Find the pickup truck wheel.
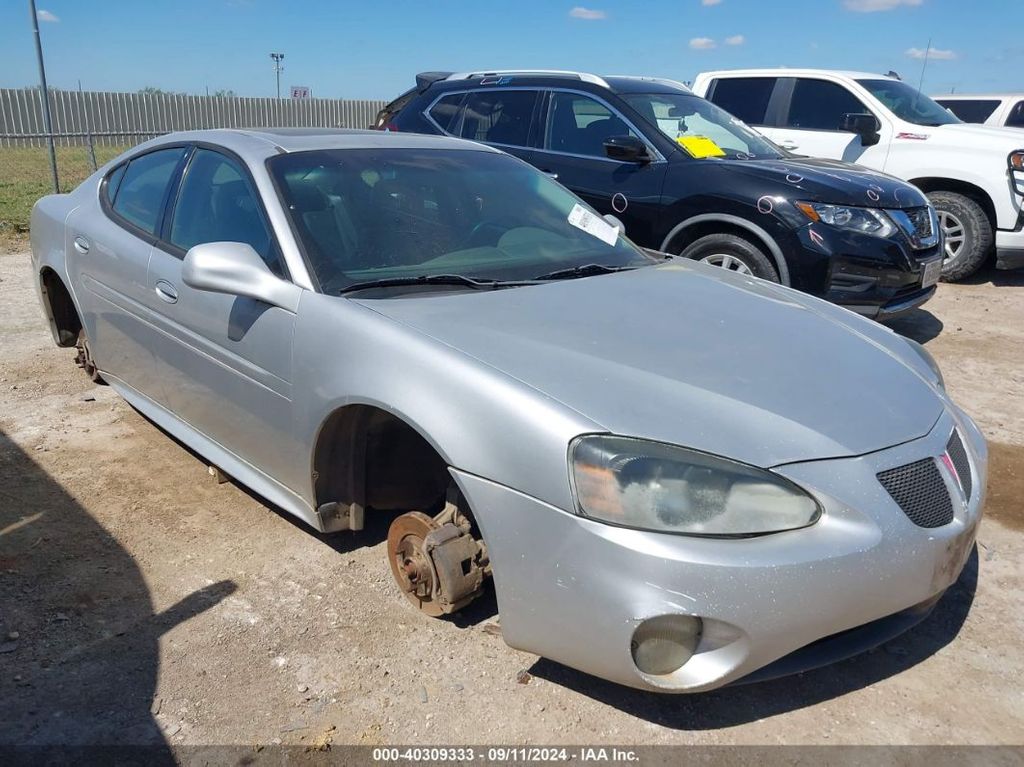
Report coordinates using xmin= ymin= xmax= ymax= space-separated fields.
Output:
xmin=679 ymin=233 xmax=780 ymax=282
xmin=927 ymin=191 xmax=993 ymax=282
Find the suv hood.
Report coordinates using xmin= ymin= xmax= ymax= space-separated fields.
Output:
xmin=713 ymin=156 xmax=928 ymax=209
xmin=362 ymin=262 xmax=943 ymax=468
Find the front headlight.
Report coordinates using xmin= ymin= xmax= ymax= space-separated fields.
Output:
xmin=796 ymin=201 xmax=897 ymax=238
xmin=570 ymin=436 xmax=821 ymax=536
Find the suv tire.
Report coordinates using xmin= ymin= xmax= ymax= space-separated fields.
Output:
xmin=927 ymin=191 xmax=993 ymax=282
xmin=679 ymin=233 xmax=780 ymax=282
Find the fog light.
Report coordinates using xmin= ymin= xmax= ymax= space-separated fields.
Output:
xmin=630 ymin=615 xmax=702 ymax=676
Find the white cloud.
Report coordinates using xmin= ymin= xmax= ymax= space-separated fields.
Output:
xmin=843 ymin=0 xmax=922 ymax=11
xmin=569 ymin=6 xmax=607 ymax=19
xmin=36 ymin=9 xmax=59 ymax=22
xmin=725 ymin=34 xmax=745 ymax=46
xmin=906 ymin=46 xmax=957 ymax=60
xmin=689 ymin=37 xmax=717 ymax=50
xmin=701 ymin=0 xmax=723 ymax=5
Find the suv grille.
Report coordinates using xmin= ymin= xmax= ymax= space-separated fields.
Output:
xmin=891 ymin=206 xmax=940 ymax=250
xmin=877 ymin=458 xmax=954 ymax=528
xmin=946 ymin=429 xmax=973 ymax=500
xmin=906 ymin=207 xmax=934 ymax=241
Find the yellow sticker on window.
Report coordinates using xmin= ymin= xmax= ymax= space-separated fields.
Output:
xmin=677 ymin=135 xmax=726 ymax=158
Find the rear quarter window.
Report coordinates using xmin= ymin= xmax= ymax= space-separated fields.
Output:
xmin=427 ymin=93 xmax=467 ymax=133
xmin=707 ymin=77 xmax=776 ymax=126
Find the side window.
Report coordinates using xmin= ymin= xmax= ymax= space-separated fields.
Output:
xmin=104 ymin=163 xmax=127 ymax=205
xmin=427 ymin=93 xmax=465 ymax=133
xmin=707 ymin=78 xmax=776 ymax=126
xmin=457 ymin=90 xmax=538 ymax=147
xmin=544 ymin=91 xmax=637 ymax=158
xmin=169 ymin=148 xmax=282 ymax=276
xmin=111 ymin=147 xmax=187 ymax=234
xmin=934 ymin=99 xmax=1000 ymax=124
xmin=786 ymin=79 xmax=871 ymax=131
xmin=1006 ymin=100 xmax=1024 ymax=128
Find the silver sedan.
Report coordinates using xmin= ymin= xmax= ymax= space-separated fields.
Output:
xmin=30 ymin=129 xmax=985 ymax=692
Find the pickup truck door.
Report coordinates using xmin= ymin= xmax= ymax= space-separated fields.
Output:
xmin=760 ymin=77 xmax=891 ymax=171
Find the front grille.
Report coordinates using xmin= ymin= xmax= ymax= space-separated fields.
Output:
xmin=906 ymin=207 xmax=934 ymax=241
xmin=946 ymin=430 xmax=973 ymax=500
xmin=891 ymin=206 xmax=939 ymax=250
xmin=877 ymin=458 xmax=954 ymax=528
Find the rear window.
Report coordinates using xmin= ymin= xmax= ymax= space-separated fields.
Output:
xmin=707 ymin=77 xmax=776 ymax=126
xmin=934 ymin=99 xmax=1001 ymax=124
xmin=110 ymin=147 xmax=187 ymax=234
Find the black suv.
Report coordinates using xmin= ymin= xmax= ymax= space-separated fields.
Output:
xmin=377 ymin=70 xmax=944 ymax=319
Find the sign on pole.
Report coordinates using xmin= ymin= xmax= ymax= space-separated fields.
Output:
xmin=290 ymin=85 xmax=311 ymax=99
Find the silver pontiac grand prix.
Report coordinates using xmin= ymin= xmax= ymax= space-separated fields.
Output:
xmin=31 ymin=128 xmax=985 ymax=692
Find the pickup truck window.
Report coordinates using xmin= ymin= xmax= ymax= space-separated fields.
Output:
xmin=707 ymin=77 xmax=775 ymax=126
xmin=787 ymin=79 xmax=871 ymax=131
xmin=856 ymin=79 xmax=960 ymax=127
xmin=934 ymin=99 xmax=1000 ymax=124
xmin=1007 ymin=101 xmax=1024 ymax=128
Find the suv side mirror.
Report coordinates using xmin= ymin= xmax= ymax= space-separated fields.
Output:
xmin=604 ymin=135 xmax=651 ymax=164
xmin=183 ymin=242 xmax=302 ymax=313
xmin=840 ymin=113 xmax=881 ymax=147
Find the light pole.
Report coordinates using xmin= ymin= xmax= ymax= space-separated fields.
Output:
xmin=270 ymin=52 xmax=285 ymax=99
xmin=29 ymin=0 xmax=59 ymax=193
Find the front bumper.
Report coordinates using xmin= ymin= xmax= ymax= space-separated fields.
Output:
xmin=784 ymin=225 xmax=942 ymax=319
xmin=996 ymin=228 xmax=1024 ymax=270
xmin=456 ymin=407 xmax=986 ymax=693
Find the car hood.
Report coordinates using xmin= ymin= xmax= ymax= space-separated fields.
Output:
xmin=360 ymin=262 xmax=943 ymax=468
xmin=712 ymin=156 xmax=927 ymax=209
xmin=930 ymin=122 xmax=1024 ymax=148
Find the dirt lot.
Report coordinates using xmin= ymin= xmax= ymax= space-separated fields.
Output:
xmin=0 ymin=249 xmax=1022 ymax=748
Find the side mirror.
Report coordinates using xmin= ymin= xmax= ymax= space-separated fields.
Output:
xmin=840 ymin=112 xmax=881 ymax=147
xmin=182 ymin=242 xmax=301 ymax=313
xmin=603 ymin=135 xmax=651 ymax=164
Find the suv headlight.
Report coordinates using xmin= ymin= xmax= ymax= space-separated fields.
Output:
xmin=1010 ymin=151 xmax=1024 ymax=196
xmin=570 ymin=436 xmax=821 ymax=536
xmin=796 ymin=201 xmax=897 ymax=238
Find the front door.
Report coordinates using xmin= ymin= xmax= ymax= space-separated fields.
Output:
xmin=142 ymin=146 xmax=301 ymax=483
xmin=531 ymin=90 xmax=667 ymax=248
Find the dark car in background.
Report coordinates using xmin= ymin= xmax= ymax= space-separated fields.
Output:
xmin=378 ymin=70 xmax=944 ymax=320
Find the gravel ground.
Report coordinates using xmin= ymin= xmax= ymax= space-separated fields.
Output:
xmin=0 ymin=250 xmax=1021 ymax=748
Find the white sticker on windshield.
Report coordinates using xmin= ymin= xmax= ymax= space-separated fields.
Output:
xmin=567 ymin=203 xmax=619 ymax=246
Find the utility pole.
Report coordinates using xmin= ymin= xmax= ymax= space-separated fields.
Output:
xmin=270 ymin=52 xmax=285 ymax=99
xmin=29 ymin=0 xmax=59 ymax=193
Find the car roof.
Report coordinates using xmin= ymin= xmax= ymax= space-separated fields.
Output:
xmin=424 ymin=70 xmax=692 ymax=95
xmin=130 ymin=127 xmax=500 ymax=159
xmin=931 ymin=93 xmax=1023 ymax=100
xmin=698 ymin=68 xmax=891 ymax=81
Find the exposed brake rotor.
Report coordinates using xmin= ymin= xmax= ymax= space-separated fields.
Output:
xmin=387 ymin=511 xmax=445 ymax=617
xmin=74 ymin=329 xmax=102 ymax=383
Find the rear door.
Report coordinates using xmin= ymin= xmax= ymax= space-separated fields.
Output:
xmin=143 ymin=146 xmax=301 ymax=483
xmin=529 ymin=89 xmax=667 ymax=247
xmin=445 ymin=88 xmax=542 ymax=165
xmin=66 ymin=145 xmax=188 ymax=397
xmin=768 ymin=77 xmax=889 ymax=167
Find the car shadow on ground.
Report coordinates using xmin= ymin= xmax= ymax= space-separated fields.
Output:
xmin=529 ymin=548 xmax=978 ymax=730
xmin=0 ymin=429 xmax=235 ymax=754
xmin=885 ymin=308 xmax=944 ymax=344
xmin=962 ymin=263 xmax=1024 ymax=288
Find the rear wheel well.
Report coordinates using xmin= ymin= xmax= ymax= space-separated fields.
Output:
xmin=909 ymin=178 xmax=997 ymax=229
xmin=312 ymin=405 xmax=451 ymax=522
xmin=39 ymin=268 xmax=81 ymax=347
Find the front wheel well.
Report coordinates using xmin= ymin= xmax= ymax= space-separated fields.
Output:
xmin=660 ymin=217 xmax=789 ymax=284
xmin=311 ymin=405 xmax=451 ymax=525
xmin=909 ymin=178 xmax=997 ymax=229
xmin=39 ymin=267 xmax=82 ymax=347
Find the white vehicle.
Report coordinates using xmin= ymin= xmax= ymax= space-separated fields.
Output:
xmin=692 ymin=69 xmax=1024 ymax=279
xmin=932 ymin=94 xmax=1024 ymax=130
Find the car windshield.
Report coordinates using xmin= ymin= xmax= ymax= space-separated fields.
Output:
xmin=268 ymin=148 xmax=657 ymax=294
xmin=856 ymin=79 xmax=961 ymax=127
xmin=622 ymin=93 xmax=782 ymax=160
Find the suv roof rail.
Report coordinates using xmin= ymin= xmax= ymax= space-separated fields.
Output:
xmin=444 ymin=70 xmax=610 ymax=88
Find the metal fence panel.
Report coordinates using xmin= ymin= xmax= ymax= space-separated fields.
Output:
xmin=0 ymin=88 xmax=386 ymax=146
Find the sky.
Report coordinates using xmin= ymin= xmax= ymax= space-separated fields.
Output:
xmin=1 ymin=0 xmax=1021 ymax=100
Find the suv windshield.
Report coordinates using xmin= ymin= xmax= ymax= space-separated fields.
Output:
xmin=856 ymin=79 xmax=961 ymax=127
xmin=623 ymin=93 xmax=782 ymax=160
xmin=268 ymin=148 xmax=656 ymax=293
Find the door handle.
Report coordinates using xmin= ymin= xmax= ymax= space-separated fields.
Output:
xmin=155 ymin=280 xmax=178 ymax=304
xmin=73 ymin=236 xmax=90 ymax=254
xmin=778 ymin=140 xmax=800 ymax=152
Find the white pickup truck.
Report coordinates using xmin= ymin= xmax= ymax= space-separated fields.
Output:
xmin=932 ymin=94 xmax=1024 ymax=130
xmin=693 ymin=69 xmax=1024 ymax=279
